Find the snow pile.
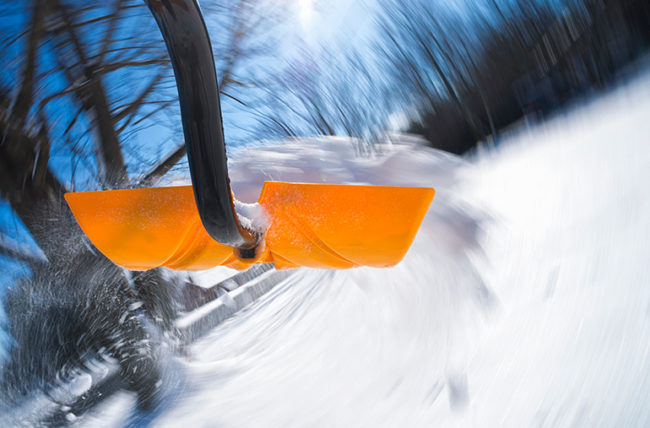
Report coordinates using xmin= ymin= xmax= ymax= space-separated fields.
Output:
xmin=151 ymin=134 xmax=491 ymax=427
xmin=85 ymin=70 xmax=650 ymax=426
xmin=86 ymin=139 xmax=490 ymax=426
xmin=453 ymin=73 xmax=650 ymax=426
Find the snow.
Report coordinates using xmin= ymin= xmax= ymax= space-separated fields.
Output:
xmin=233 ymin=200 xmax=269 ymax=235
xmin=175 ymin=268 xmax=277 ymax=329
xmin=44 ymin=372 xmax=93 ymax=406
xmin=57 ymin=69 xmax=650 ymax=426
xmin=67 ymin=374 xmax=92 ymax=397
xmin=185 ymin=266 xmax=239 ymax=289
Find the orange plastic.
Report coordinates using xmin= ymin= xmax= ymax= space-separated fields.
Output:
xmin=64 ymin=182 xmax=434 ymax=271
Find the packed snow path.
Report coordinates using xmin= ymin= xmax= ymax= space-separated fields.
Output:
xmin=80 ymin=71 xmax=650 ymax=427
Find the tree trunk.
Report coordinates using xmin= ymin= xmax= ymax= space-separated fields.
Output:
xmin=0 ymin=109 xmax=163 ymax=407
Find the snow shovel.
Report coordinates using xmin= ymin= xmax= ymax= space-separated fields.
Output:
xmin=64 ymin=0 xmax=434 ymax=271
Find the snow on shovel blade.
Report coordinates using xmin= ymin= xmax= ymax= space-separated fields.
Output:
xmin=64 ymin=182 xmax=434 ymax=271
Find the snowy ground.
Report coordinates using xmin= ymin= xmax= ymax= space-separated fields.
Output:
xmin=77 ymin=70 xmax=650 ymax=427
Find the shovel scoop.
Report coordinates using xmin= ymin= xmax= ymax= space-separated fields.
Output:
xmin=65 ymin=182 xmax=433 ymax=271
xmin=65 ymin=0 xmax=434 ymax=271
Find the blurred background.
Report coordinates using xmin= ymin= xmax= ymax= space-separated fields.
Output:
xmin=0 ymin=0 xmax=649 ymax=425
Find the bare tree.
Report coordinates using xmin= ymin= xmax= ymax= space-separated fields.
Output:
xmin=250 ymin=40 xmax=394 ymax=153
xmin=0 ymin=0 xmax=284 ymax=407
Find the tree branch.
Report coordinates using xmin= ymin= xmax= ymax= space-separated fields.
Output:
xmin=135 ymin=141 xmax=186 ymax=187
xmin=96 ymin=0 xmax=127 ymax=66
xmin=52 ymin=0 xmax=128 ymax=188
xmin=112 ymin=70 xmax=163 ymax=124
xmin=12 ymin=0 xmax=49 ymax=129
xmin=0 ymin=240 xmax=47 ymax=267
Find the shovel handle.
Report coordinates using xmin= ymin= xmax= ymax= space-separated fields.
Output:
xmin=145 ymin=0 xmax=259 ymax=251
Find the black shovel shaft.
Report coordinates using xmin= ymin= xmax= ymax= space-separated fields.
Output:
xmin=145 ymin=0 xmax=258 ymax=249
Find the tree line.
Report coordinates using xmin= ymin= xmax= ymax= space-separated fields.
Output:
xmin=383 ymin=0 xmax=650 ymax=153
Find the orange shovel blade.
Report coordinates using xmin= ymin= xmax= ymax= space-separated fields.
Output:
xmin=65 ymin=182 xmax=434 ymax=271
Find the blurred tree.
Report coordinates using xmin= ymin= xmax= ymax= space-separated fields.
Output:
xmin=250 ymin=42 xmax=394 ymax=155
xmin=0 ymin=0 xmax=283 ymax=407
xmin=376 ymin=0 xmax=650 ymax=153
xmin=372 ymin=0 xmax=559 ymax=153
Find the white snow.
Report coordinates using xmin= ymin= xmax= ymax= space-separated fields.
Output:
xmin=185 ymin=266 xmax=238 ymax=289
xmin=175 ymin=268 xmax=277 ymax=329
xmin=128 ymin=301 xmax=143 ymax=311
xmin=44 ymin=372 xmax=93 ymax=407
xmin=83 ymin=69 xmax=650 ymax=426
xmin=233 ymin=200 xmax=269 ymax=235
xmin=67 ymin=374 xmax=92 ymax=397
